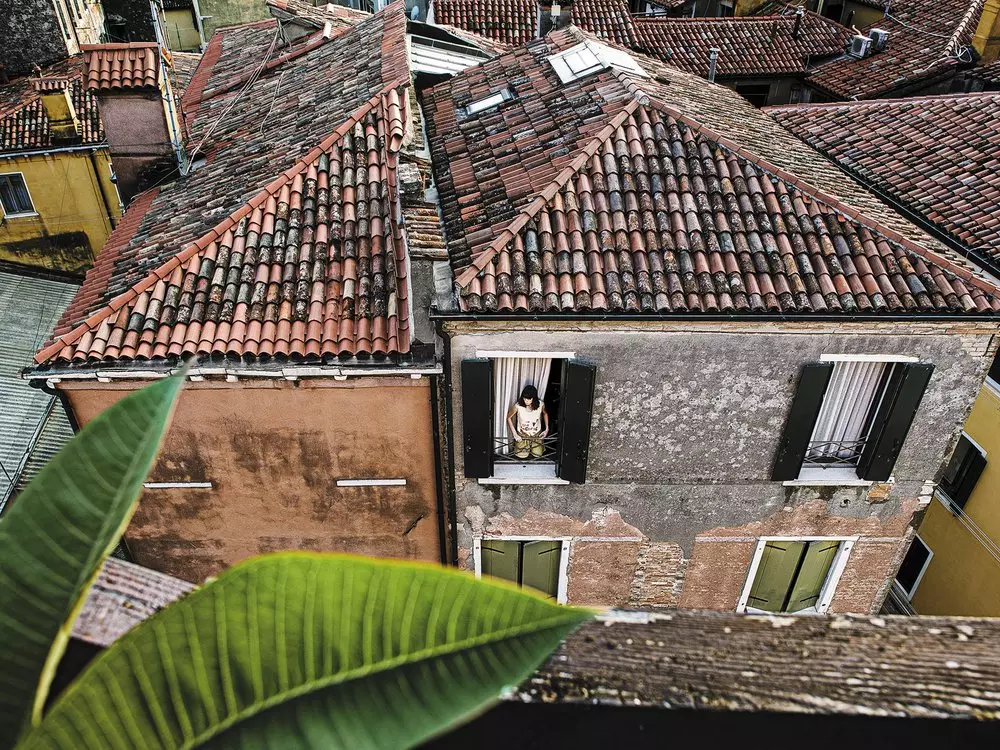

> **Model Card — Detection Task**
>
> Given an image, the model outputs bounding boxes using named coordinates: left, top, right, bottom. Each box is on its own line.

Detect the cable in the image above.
left=259, top=69, right=287, bottom=136
left=939, top=495, right=1000, bottom=569
left=882, top=10, right=958, bottom=41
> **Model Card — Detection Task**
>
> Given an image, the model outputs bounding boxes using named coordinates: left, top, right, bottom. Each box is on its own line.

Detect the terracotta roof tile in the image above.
left=769, top=93, right=1000, bottom=270
left=422, top=27, right=1000, bottom=316
left=808, top=0, right=986, bottom=99
left=82, top=43, right=161, bottom=91
left=37, top=3, right=414, bottom=366
left=969, top=58, right=1000, bottom=86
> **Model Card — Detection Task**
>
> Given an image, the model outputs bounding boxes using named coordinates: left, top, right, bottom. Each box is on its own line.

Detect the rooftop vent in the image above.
left=847, top=34, right=872, bottom=59
left=547, top=41, right=649, bottom=84
left=868, top=28, right=890, bottom=52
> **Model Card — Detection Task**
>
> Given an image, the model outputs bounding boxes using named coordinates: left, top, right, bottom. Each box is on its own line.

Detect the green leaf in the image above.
left=22, top=553, right=591, bottom=750
left=0, top=373, right=185, bottom=745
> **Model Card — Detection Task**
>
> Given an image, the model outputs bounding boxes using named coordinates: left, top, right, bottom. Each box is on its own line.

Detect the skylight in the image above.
left=464, top=87, right=514, bottom=116
left=547, top=41, right=650, bottom=84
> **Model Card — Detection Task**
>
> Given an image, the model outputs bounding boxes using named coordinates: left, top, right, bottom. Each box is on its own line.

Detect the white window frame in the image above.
left=736, top=536, right=857, bottom=615
left=473, top=536, right=571, bottom=605
left=895, top=534, right=933, bottom=601
left=464, top=88, right=514, bottom=116
left=0, top=172, right=38, bottom=218
left=475, top=350, right=575, bottom=486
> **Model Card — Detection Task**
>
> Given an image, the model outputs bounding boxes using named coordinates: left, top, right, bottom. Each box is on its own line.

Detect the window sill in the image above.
left=2, top=211, right=39, bottom=219
left=479, top=462, right=569, bottom=485
left=784, top=467, right=873, bottom=487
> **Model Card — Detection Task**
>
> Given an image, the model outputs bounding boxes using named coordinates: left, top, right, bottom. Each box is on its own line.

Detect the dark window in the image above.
left=0, top=173, right=34, bottom=216
left=745, top=540, right=841, bottom=613
left=895, top=536, right=931, bottom=599
left=988, top=350, right=1000, bottom=384
left=481, top=539, right=562, bottom=600
left=732, top=83, right=771, bottom=107
left=939, top=435, right=986, bottom=511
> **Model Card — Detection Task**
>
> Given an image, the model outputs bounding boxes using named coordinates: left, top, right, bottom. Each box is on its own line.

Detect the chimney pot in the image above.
left=793, top=5, right=804, bottom=39
left=707, top=47, right=719, bottom=82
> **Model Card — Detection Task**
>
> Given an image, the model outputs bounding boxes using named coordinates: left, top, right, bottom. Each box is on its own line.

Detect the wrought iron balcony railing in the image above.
left=493, top=434, right=559, bottom=463
left=803, top=438, right=867, bottom=467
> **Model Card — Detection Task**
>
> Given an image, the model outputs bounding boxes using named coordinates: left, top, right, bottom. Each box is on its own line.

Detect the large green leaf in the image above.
left=22, top=553, right=591, bottom=750
left=0, top=374, right=185, bottom=745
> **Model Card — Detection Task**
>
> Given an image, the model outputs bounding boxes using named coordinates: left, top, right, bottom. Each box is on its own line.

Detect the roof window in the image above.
left=547, top=41, right=649, bottom=84
left=463, top=87, right=515, bottom=116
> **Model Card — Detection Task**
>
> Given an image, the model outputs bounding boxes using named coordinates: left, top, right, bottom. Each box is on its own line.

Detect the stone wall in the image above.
left=0, top=0, right=67, bottom=76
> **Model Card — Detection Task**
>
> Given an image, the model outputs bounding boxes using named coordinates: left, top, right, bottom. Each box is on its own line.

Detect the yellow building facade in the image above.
left=899, top=357, right=1000, bottom=616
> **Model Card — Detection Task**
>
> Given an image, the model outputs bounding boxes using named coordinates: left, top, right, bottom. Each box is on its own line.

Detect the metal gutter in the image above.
left=429, top=309, right=1000, bottom=324
left=24, top=362, right=443, bottom=383
left=0, top=144, right=108, bottom=161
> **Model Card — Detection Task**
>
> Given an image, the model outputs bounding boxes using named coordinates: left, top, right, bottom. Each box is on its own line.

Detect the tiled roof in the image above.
left=633, top=13, right=852, bottom=77
left=769, top=94, right=1000, bottom=269
left=969, top=58, right=1000, bottom=86
left=809, top=0, right=986, bottom=99
left=82, top=43, right=161, bottom=91
left=167, top=51, right=202, bottom=99
left=434, top=23, right=516, bottom=55
left=431, top=0, right=638, bottom=47
left=36, top=3, right=416, bottom=365
left=421, top=27, right=1000, bottom=315
left=266, top=0, right=369, bottom=31
left=0, top=57, right=104, bottom=152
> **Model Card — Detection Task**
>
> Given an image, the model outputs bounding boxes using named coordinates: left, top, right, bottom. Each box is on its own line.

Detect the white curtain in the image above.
left=493, top=357, right=552, bottom=454
left=807, top=360, right=889, bottom=464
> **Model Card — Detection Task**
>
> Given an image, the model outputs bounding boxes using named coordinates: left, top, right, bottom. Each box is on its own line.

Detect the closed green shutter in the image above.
left=772, top=364, right=834, bottom=480
left=746, top=541, right=804, bottom=612
left=786, top=541, right=840, bottom=612
left=481, top=541, right=520, bottom=585
left=521, top=541, right=561, bottom=600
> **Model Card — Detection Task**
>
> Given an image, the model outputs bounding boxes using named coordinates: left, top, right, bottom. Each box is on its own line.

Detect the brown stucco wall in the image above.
left=96, top=91, right=175, bottom=203
left=62, top=377, right=441, bottom=582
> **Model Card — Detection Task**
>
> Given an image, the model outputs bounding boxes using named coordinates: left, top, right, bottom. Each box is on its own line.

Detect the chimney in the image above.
left=707, top=47, right=719, bottom=82
left=537, top=0, right=574, bottom=37
left=33, top=78, right=81, bottom=144
left=793, top=5, right=804, bottom=39
left=81, top=43, right=184, bottom=204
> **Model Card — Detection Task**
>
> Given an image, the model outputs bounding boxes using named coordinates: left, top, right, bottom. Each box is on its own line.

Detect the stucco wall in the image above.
left=447, top=320, right=997, bottom=611
left=199, top=0, right=270, bottom=38
left=63, top=377, right=442, bottom=583
left=96, top=92, right=175, bottom=203
left=0, top=150, right=119, bottom=275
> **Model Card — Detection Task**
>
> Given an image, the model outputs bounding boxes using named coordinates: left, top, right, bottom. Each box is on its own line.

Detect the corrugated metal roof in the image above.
left=0, top=270, right=78, bottom=507
left=11, top=401, right=75, bottom=498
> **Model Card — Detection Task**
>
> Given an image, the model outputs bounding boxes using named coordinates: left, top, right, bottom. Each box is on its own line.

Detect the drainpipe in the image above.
left=87, top=148, right=118, bottom=230
left=707, top=48, right=719, bottom=82
left=793, top=5, right=804, bottom=39
left=190, top=0, right=207, bottom=51
left=34, top=379, right=81, bottom=433
left=435, top=318, right=460, bottom=567
left=430, top=373, right=449, bottom=565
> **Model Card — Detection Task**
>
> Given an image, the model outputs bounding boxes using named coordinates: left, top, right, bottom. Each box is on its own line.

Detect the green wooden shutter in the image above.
left=859, top=363, right=934, bottom=481
left=940, top=436, right=987, bottom=510
left=746, top=541, right=804, bottom=612
left=786, top=541, right=840, bottom=612
left=461, top=358, right=494, bottom=478
left=557, top=360, right=597, bottom=484
left=481, top=540, right=520, bottom=585
left=521, top=540, right=562, bottom=600
left=772, top=364, right=834, bottom=480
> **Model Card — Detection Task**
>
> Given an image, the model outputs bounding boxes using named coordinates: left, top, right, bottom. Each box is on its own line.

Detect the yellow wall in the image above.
left=973, top=0, right=1000, bottom=64
left=0, top=149, right=120, bottom=276
left=912, top=381, right=1000, bottom=615
left=164, top=8, right=201, bottom=52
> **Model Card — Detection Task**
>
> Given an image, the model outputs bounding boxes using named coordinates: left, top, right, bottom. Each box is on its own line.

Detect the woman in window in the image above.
left=506, top=385, right=549, bottom=459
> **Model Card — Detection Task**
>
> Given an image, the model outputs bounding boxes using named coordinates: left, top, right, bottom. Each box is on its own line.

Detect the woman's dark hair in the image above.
left=518, top=385, right=540, bottom=409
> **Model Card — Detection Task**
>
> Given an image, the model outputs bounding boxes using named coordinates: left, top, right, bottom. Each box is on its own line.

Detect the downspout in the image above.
left=429, top=374, right=449, bottom=564
left=190, top=0, right=208, bottom=51
left=435, top=318, right=460, bottom=566
left=87, top=148, right=118, bottom=230
left=34, top=379, right=81, bottom=433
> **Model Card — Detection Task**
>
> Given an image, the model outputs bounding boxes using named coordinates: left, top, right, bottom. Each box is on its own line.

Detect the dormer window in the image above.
left=547, top=41, right=650, bottom=84
left=463, top=88, right=514, bottom=116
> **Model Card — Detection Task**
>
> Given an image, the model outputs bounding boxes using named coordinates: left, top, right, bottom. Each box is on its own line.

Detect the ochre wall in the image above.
left=912, top=382, right=1000, bottom=615
left=63, top=377, right=442, bottom=583
left=973, top=0, right=1000, bottom=64
left=0, top=149, right=119, bottom=275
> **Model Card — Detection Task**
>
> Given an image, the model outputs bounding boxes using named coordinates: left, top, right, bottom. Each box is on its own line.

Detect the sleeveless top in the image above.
left=515, top=402, right=543, bottom=436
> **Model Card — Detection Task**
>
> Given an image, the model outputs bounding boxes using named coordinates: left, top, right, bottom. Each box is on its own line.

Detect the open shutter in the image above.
left=940, top=436, right=986, bottom=510
left=461, top=358, right=493, bottom=478
left=859, top=363, right=934, bottom=481
left=746, top=541, right=804, bottom=612
left=481, top=540, right=520, bottom=585
left=772, top=363, right=834, bottom=480
left=786, top=541, right=839, bottom=612
left=521, top=540, right=561, bottom=600
left=557, top=360, right=596, bottom=484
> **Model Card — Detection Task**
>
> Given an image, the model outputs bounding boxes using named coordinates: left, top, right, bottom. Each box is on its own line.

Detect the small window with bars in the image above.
left=0, top=173, right=35, bottom=217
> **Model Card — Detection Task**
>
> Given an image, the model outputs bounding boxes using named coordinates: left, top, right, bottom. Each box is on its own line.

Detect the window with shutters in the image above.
left=987, top=350, right=1000, bottom=388
left=772, top=357, right=934, bottom=483
left=895, top=535, right=932, bottom=600
left=461, top=355, right=596, bottom=484
left=937, top=434, right=987, bottom=511
left=737, top=538, right=854, bottom=614
left=475, top=538, right=569, bottom=603
left=0, top=173, right=36, bottom=217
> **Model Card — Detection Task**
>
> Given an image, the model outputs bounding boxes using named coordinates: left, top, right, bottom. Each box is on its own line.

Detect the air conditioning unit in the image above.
left=868, top=28, right=890, bottom=52
left=848, top=34, right=872, bottom=59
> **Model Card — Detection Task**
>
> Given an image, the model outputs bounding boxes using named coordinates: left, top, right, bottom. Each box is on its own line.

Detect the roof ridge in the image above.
left=944, top=0, right=987, bottom=55
left=644, top=97, right=1000, bottom=301
left=765, top=90, right=1000, bottom=112
left=454, top=96, right=643, bottom=289
left=36, top=77, right=412, bottom=364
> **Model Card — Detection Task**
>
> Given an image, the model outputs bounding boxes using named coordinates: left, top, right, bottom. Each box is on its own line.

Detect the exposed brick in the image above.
left=629, top=541, right=686, bottom=609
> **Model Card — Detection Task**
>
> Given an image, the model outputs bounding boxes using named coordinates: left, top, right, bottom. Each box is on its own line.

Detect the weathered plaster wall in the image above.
left=96, top=92, right=176, bottom=204
left=0, top=0, right=67, bottom=76
left=447, top=320, right=997, bottom=612
left=63, top=377, right=442, bottom=582
left=198, top=0, right=270, bottom=39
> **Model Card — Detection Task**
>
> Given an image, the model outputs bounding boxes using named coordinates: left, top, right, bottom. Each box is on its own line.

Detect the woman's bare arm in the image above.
left=506, top=405, right=520, bottom=439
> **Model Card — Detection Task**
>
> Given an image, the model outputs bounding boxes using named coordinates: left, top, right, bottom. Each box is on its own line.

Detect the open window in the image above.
left=937, top=434, right=986, bottom=512
left=772, top=358, right=934, bottom=483
left=475, top=538, right=569, bottom=603
left=738, top=538, right=853, bottom=614
left=461, top=356, right=596, bottom=484
left=894, top=535, right=932, bottom=601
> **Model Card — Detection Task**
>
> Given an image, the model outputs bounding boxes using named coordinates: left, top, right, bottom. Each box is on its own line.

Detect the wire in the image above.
left=882, top=10, right=957, bottom=41
left=259, top=69, right=287, bottom=136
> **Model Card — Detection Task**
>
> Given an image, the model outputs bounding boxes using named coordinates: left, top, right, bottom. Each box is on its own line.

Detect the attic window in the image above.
left=463, top=88, right=515, bottom=116
left=547, top=41, right=649, bottom=84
